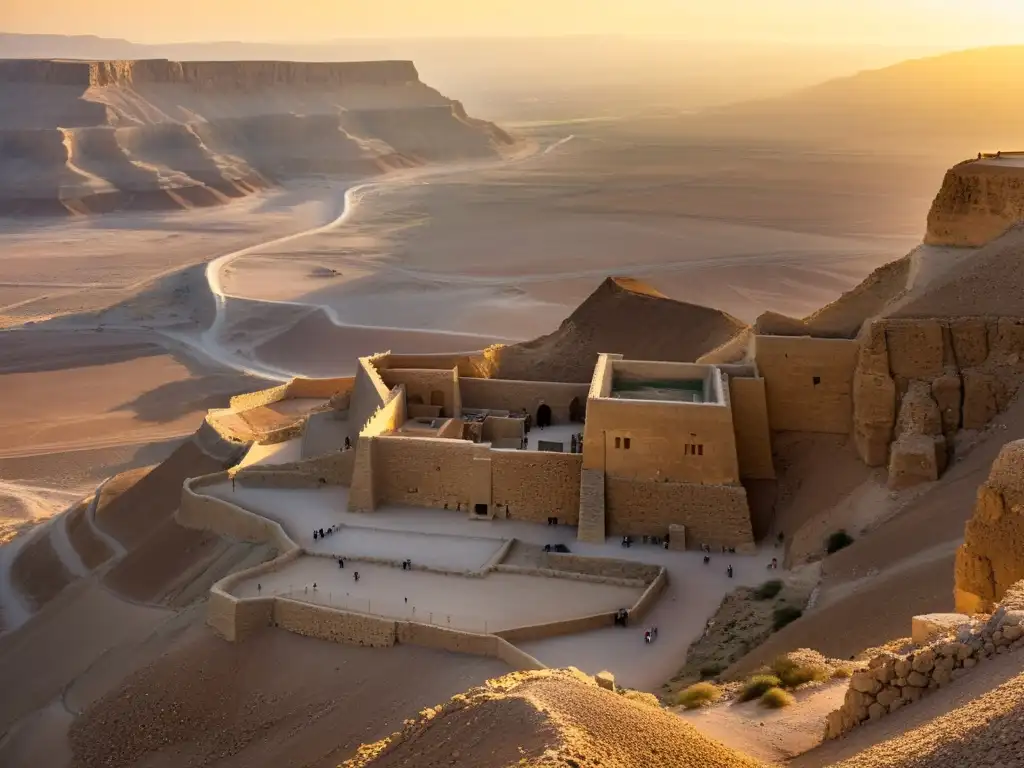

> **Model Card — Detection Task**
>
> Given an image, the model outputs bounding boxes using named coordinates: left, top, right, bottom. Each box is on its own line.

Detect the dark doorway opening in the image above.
left=569, top=396, right=584, bottom=422
left=474, top=503, right=489, bottom=516
left=812, top=376, right=821, bottom=386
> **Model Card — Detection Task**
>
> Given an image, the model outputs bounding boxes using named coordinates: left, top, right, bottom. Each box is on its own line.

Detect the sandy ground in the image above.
left=201, top=481, right=778, bottom=690
left=677, top=681, right=848, bottom=764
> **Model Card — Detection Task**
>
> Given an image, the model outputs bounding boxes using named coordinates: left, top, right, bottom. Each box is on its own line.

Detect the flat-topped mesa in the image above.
left=0, top=58, right=422, bottom=88
left=925, top=154, right=1024, bottom=247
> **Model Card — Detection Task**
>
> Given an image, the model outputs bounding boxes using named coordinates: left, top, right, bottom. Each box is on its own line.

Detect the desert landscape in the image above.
left=2, top=13, right=1024, bottom=768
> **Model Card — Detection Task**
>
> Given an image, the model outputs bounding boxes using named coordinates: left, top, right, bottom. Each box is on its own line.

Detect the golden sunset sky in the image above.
left=6, top=0, right=1024, bottom=46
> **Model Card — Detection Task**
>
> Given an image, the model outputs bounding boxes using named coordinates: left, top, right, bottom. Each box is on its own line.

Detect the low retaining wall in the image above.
left=234, top=451, right=355, bottom=488
left=178, top=473, right=297, bottom=553
left=493, top=563, right=645, bottom=588
left=629, top=566, right=669, bottom=623
left=826, top=591, right=1024, bottom=740
left=496, top=612, right=615, bottom=644
left=275, top=598, right=397, bottom=647
left=542, top=552, right=661, bottom=583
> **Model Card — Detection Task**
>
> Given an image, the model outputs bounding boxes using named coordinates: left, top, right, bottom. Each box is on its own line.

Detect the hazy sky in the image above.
left=6, top=0, right=1024, bottom=47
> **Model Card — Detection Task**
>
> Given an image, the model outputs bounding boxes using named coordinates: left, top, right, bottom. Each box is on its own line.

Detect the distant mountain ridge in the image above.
left=0, top=56, right=515, bottom=216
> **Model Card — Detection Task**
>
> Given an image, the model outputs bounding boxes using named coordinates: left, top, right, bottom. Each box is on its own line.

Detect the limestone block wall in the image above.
left=583, top=397, right=740, bottom=485
left=235, top=450, right=355, bottom=488
left=229, top=382, right=291, bottom=412
left=538, top=552, right=660, bottom=583
left=274, top=599, right=397, bottom=647
left=728, top=376, right=775, bottom=479
left=287, top=376, right=355, bottom=399
left=436, top=418, right=465, bottom=439
left=577, top=468, right=606, bottom=543
left=379, top=367, right=459, bottom=417
left=495, top=612, right=615, bottom=644
left=178, top=473, right=297, bottom=553
left=753, top=335, right=859, bottom=434
left=347, top=436, right=376, bottom=512
left=396, top=621, right=497, bottom=655
left=378, top=349, right=501, bottom=379
left=490, top=451, right=582, bottom=524
left=360, top=383, right=407, bottom=438
left=604, top=478, right=754, bottom=549
left=954, top=440, right=1024, bottom=614
left=459, top=378, right=590, bottom=424
left=372, top=435, right=475, bottom=509
left=852, top=317, right=1024, bottom=468
left=825, top=592, right=1024, bottom=740
left=257, top=420, right=306, bottom=446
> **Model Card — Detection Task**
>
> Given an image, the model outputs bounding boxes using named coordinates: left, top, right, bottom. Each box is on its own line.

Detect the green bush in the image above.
left=772, top=656, right=829, bottom=688
left=754, top=579, right=784, bottom=600
left=760, top=687, right=796, bottom=708
left=676, top=682, right=722, bottom=709
left=772, top=606, right=803, bottom=630
left=699, top=663, right=724, bottom=680
left=826, top=530, right=854, bottom=554
left=832, top=666, right=853, bottom=679
left=738, top=674, right=781, bottom=702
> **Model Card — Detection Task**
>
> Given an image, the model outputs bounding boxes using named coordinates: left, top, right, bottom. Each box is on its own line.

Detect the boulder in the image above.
left=911, top=649, right=936, bottom=674
left=594, top=671, right=615, bottom=692
left=907, top=671, right=929, bottom=688
left=894, top=658, right=913, bottom=678
left=876, top=687, right=900, bottom=708
left=851, top=671, right=882, bottom=695
left=888, top=433, right=946, bottom=489
left=868, top=702, right=886, bottom=720
left=902, top=684, right=924, bottom=701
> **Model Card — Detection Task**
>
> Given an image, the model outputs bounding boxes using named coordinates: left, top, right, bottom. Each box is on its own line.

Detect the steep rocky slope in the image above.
left=0, top=59, right=515, bottom=215
left=495, top=277, right=747, bottom=382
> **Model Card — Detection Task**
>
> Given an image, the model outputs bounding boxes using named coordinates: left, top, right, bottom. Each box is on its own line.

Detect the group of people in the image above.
left=766, top=557, right=779, bottom=570
left=644, top=626, right=659, bottom=644
left=313, top=524, right=339, bottom=541
left=568, top=432, right=584, bottom=454
left=400, top=559, right=413, bottom=570
left=614, top=608, right=629, bottom=627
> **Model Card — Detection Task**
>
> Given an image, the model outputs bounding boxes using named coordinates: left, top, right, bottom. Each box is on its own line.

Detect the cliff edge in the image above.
left=925, top=155, right=1024, bottom=247
left=0, top=58, right=516, bottom=216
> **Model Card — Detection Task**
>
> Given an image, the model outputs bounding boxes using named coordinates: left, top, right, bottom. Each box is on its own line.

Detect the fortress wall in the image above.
left=582, top=397, right=739, bottom=485
left=753, top=335, right=859, bottom=434
left=236, top=451, right=354, bottom=488
left=537, top=553, right=660, bottom=583
left=490, top=451, right=582, bottom=524
left=728, top=376, right=776, bottom=479
left=459, top=378, right=590, bottom=424
left=395, top=621, right=497, bottom=656
left=495, top=613, right=615, bottom=644
left=605, top=478, right=754, bottom=550
left=273, top=599, right=397, bottom=647
left=349, top=355, right=393, bottom=441
left=372, top=436, right=475, bottom=509
left=378, top=349, right=500, bottom=378
left=230, top=382, right=291, bottom=412
left=492, top=563, right=644, bottom=588
left=379, top=367, right=458, bottom=417
left=630, top=567, right=669, bottom=623
left=348, top=436, right=377, bottom=511
left=257, top=420, right=306, bottom=446
left=495, top=639, right=548, bottom=670
left=286, top=376, right=355, bottom=399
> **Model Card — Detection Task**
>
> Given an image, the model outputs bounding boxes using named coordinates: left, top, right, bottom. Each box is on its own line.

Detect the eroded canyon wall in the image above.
left=925, top=159, right=1024, bottom=247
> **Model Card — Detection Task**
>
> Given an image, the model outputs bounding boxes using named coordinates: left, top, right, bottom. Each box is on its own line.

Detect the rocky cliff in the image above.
left=925, top=156, right=1024, bottom=247
left=954, top=439, right=1024, bottom=614
left=0, top=58, right=516, bottom=215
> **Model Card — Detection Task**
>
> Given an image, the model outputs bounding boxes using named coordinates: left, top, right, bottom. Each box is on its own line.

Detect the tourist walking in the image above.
left=727, top=565, right=734, bottom=578
left=354, top=571, right=360, bottom=582
left=644, top=630, right=651, bottom=644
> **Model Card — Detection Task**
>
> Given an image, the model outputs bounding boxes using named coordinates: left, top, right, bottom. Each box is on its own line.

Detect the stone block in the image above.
left=595, top=671, right=616, bottom=691
left=894, top=658, right=912, bottom=679
left=886, top=321, right=946, bottom=378
left=875, top=687, right=900, bottom=708
left=868, top=702, right=886, bottom=720
left=950, top=319, right=989, bottom=368
left=912, top=613, right=971, bottom=645
left=888, top=434, right=945, bottom=489
left=911, top=648, right=936, bottom=673
left=962, top=369, right=1002, bottom=430
left=896, top=380, right=943, bottom=437
left=888, top=698, right=905, bottom=713
left=851, top=671, right=882, bottom=695
left=931, top=372, right=962, bottom=435
left=903, top=680, right=926, bottom=698
left=907, top=671, right=929, bottom=687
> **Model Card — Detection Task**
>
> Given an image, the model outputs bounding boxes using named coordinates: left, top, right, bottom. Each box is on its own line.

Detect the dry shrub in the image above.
left=760, top=687, right=796, bottom=708
left=738, top=674, right=781, bottom=702
left=771, top=654, right=830, bottom=689
left=676, top=682, right=722, bottom=709
left=619, top=689, right=660, bottom=708
left=832, top=665, right=853, bottom=679
left=754, top=579, right=784, bottom=600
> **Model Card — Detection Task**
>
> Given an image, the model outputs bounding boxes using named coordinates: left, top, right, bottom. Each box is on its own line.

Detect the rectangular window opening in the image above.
left=614, top=436, right=621, bottom=449
left=624, top=438, right=631, bottom=450
left=812, top=376, right=821, bottom=386
left=697, top=444, right=704, bottom=456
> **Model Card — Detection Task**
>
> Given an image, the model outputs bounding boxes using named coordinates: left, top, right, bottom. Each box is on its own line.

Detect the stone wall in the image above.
left=482, top=416, right=524, bottom=443
left=230, top=382, right=291, bottom=412
left=287, top=376, right=355, bottom=399
left=348, top=355, right=393, bottom=441
left=537, top=552, right=661, bottom=583
left=753, top=335, right=859, bottom=434
left=630, top=566, right=669, bottom=623
left=379, top=367, right=458, bottom=417
left=436, top=418, right=465, bottom=440
left=274, top=599, right=397, bottom=647
left=459, top=378, right=590, bottom=424
left=495, top=612, right=615, bottom=644
left=852, top=317, right=1024, bottom=470
left=728, top=376, right=776, bottom=479
left=491, top=451, right=582, bottom=524
left=604, top=478, right=754, bottom=550
left=178, top=473, right=297, bottom=553
left=954, top=440, right=1024, bottom=614
left=825, top=593, right=1024, bottom=740
left=234, top=450, right=355, bottom=489
left=583, top=396, right=740, bottom=485
left=396, top=621, right=498, bottom=655
left=378, top=349, right=501, bottom=379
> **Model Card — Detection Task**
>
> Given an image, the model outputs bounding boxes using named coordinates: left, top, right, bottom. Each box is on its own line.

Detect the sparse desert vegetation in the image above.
left=677, top=682, right=724, bottom=709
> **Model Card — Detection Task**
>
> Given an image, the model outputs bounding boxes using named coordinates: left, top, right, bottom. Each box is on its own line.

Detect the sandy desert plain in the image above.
left=3, top=47, right=1024, bottom=768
